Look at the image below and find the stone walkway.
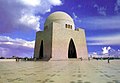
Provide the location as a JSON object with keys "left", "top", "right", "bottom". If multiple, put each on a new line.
{"left": 0, "top": 60, "right": 120, "bottom": 83}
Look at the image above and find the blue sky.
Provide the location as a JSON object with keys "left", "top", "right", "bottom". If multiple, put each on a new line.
{"left": 0, "top": 0, "right": 120, "bottom": 58}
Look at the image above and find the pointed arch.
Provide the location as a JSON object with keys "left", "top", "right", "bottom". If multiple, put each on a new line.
{"left": 68, "top": 38, "right": 77, "bottom": 58}
{"left": 39, "top": 40, "right": 43, "bottom": 59}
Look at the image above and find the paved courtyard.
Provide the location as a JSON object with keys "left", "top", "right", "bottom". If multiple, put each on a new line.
{"left": 0, "top": 60, "right": 120, "bottom": 83}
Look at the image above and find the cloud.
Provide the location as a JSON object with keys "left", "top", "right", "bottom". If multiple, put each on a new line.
{"left": 87, "top": 34, "right": 120, "bottom": 45}
{"left": 73, "top": 12, "right": 78, "bottom": 19}
{"left": 117, "top": 0, "right": 120, "bottom": 6}
{"left": 72, "top": 12, "right": 82, "bottom": 27}
{"left": 0, "top": 36, "right": 35, "bottom": 48}
{"left": 90, "top": 47, "right": 120, "bottom": 57}
{"left": 115, "top": 0, "right": 120, "bottom": 14}
{"left": 94, "top": 4, "right": 106, "bottom": 16}
{"left": 0, "top": 36, "right": 35, "bottom": 57}
{"left": 48, "top": 0, "right": 63, "bottom": 6}
{"left": 102, "top": 46, "right": 111, "bottom": 54}
{"left": 19, "top": 14, "right": 40, "bottom": 31}
{"left": 82, "top": 16, "right": 120, "bottom": 30}
{"left": 0, "top": 0, "right": 63, "bottom": 33}
{"left": 20, "top": 0, "right": 40, "bottom": 7}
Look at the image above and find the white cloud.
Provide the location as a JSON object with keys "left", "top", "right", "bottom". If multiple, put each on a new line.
{"left": 87, "top": 34, "right": 120, "bottom": 45}
{"left": 115, "top": 0, "right": 120, "bottom": 14}
{"left": 94, "top": 4, "right": 106, "bottom": 16}
{"left": 48, "top": 0, "right": 62, "bottom": 6}
{"left": 0, "top": 0, "right": 63, "bottom": 33}
{"left": 0, "top": 47, "right": 9, "bottom": 57}
{"left": 0, "top": 36, "right": 35, "bottom": 57}
{"left": 118, "top": 0, "right": 120, "bottom": 6}
{"left": 20, "top": 0, "right": 41, "bottom": 7}
{"left": 72, "top": 12, "right": 82, "bottom": 27}
{"left": 83, "top": 16, "right": 120, "bottom": 30}
{"left": 90, "top": 47, "right": 120, "bottom": 57}
{"left": 98, "top": 7, "right": 106, "bottom": 16}
{"left": 19, "top": 14, "right": 40, "bottom": 31}
{"left": 93, "top": 52, "right": 97, "bottom": 55}
{"left": 73, "top": 12, "right": 78, "bottom": 19}
{"left": 102, "top": 46, "right": 111, "bottom": 54}
{"left": 0, "top": 36, "right": 35, "bottom": 48}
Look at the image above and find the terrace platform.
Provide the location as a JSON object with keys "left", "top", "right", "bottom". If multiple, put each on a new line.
{"left": 0, "top": 60, "right": 120, "bottom": 83}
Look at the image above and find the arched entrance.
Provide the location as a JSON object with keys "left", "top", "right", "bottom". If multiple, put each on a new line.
{"left": 68, "top": 39, "right": 77, "bottom": 58}
{"left": 39, "top": 40, "right": 43, "bottom": 59}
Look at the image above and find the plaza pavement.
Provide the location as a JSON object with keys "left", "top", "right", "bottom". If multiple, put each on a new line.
{"left": 0, "top": 59, "right": 120, "bottom": 83}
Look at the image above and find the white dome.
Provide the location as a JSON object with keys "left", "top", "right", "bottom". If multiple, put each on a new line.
{"left": 44, "top": 11, "right": 75, "bottom": 29}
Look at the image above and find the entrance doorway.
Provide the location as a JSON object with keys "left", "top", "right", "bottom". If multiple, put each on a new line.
{"left": 68, "top": 39, "right": 77, "bottom": 58}
{"left": 39, "top": 40, "right": 43, "bottom": 59}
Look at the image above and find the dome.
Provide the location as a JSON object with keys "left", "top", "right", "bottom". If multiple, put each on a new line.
{"left": 44, "top": 11, "right": 75, "bottom": 29}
